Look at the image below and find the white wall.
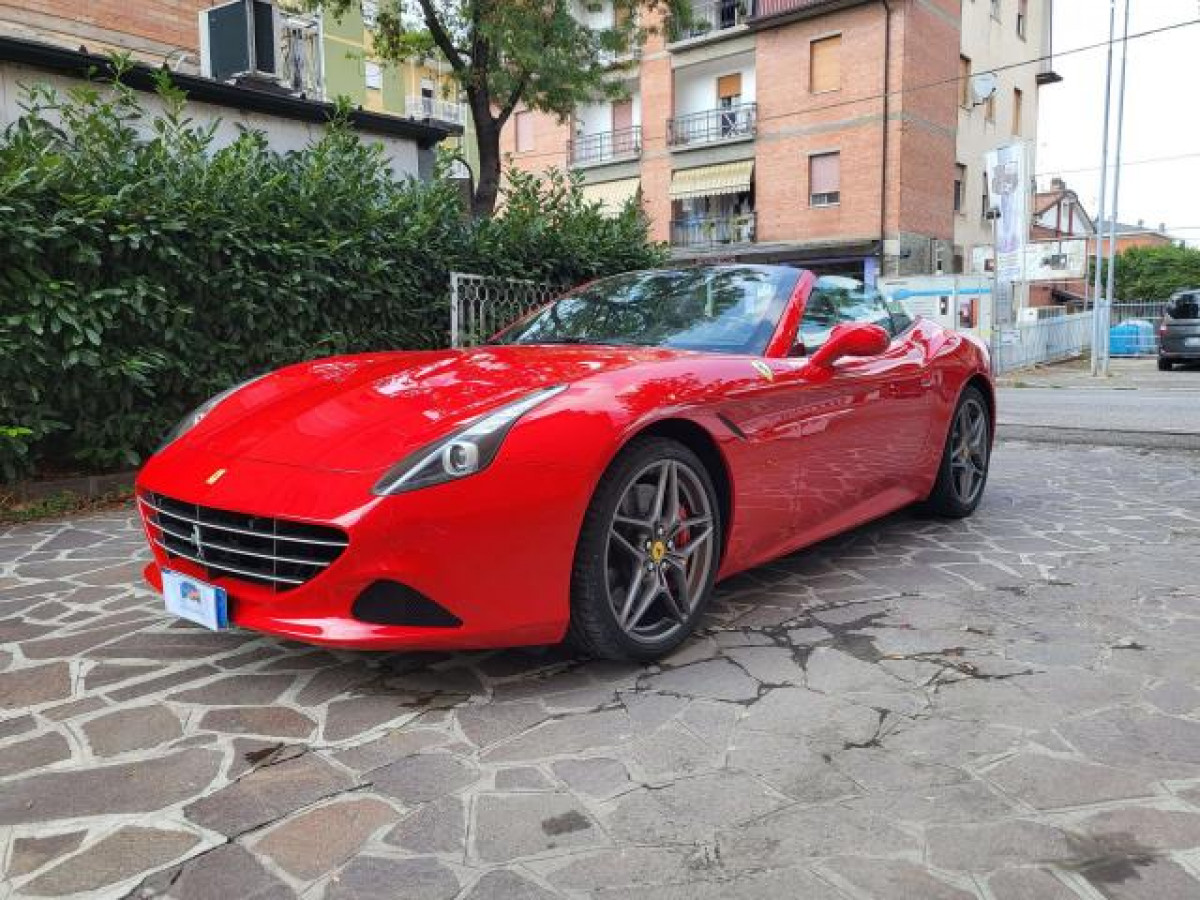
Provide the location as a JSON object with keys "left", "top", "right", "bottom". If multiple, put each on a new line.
{"left": 673, "top": 52, "right": 755, "bottom": 118}
{"left": 574, "top": 95, "right": 642, "bottom": 136}
{"left": 954, "top": 0, "right": 1049, "bottom": 265}
{"left": 0, "top": 62, "right": 422, "bottom": 179}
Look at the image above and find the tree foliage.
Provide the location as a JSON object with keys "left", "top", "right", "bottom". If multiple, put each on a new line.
{"left": 307, "top": 0, "right": 687, "bottom": 216}
{"left": 1105, "top": 244, "right": 1200, "bottom": 301}
{"left": 0, "top": 70, "right": 664, "bottom": 482}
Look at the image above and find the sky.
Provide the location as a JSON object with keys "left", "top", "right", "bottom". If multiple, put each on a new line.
{"left": 1036, "top": 0, "right": 1200, "bottom": 246}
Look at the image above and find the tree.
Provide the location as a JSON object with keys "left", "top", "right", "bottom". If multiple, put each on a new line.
{"left": 1101, "top": 244, "right": 1200, "bottom": 301}
{"left": 308, "top": 1, "right": 686, "bottom": 218}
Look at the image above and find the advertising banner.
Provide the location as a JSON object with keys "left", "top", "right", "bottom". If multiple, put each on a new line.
{"left": 984, "top": 142, "right": 1031, "bottom": 281}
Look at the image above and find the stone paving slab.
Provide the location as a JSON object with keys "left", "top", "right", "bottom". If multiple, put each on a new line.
{"left": 2, "top": 441, "right": 1200, "bottom": 898}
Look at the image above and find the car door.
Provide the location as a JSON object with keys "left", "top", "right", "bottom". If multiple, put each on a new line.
{"left": 790, "top": 278, "right": 936, "bottom": 526}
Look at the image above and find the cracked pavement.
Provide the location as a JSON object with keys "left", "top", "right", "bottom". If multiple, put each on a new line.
{"left": 3, "top": 440, "right": 1200, "bottom": 899}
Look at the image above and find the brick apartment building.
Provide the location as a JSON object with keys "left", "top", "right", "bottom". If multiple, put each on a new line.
{"left": 502, "top": 0, "right": 1053, "bottom": 284}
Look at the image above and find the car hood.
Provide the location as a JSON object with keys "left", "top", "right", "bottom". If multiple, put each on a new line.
{"left": 187, "top": 345, "right": 685, "bottom": 473}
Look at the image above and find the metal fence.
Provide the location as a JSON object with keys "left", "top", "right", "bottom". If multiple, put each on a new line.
{"left": 449, "top": 273, "right": 560, "bottom": 348}
{"left": 994, "top": 311, "right": 1093, "bottom": 374}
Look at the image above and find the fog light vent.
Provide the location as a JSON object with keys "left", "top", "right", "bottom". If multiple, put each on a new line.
{"left": 352, "top": 581, "right": 462, "bottom": 627}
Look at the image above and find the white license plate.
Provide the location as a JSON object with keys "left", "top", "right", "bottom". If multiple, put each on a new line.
{"left": 1186, "top": 337, "right": 1200, "bottom": 347}
{"left": 162, "top": 569, "right": 229, "bottom": 631}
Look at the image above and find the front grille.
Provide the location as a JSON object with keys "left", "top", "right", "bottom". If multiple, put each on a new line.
{"left": 139, "top": 491, "right": 348, "bottom": 590}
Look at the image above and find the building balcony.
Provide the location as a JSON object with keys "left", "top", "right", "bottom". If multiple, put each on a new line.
{"left": 567, "top": 126, "right": 642, "bottom": 167}
{"left": 668, "top": 103, "right": 757, "bottom": 149}
{"left": 751, "top": 0, "right": 826, "bottom": 20}
{"left": 668, "top": 0, "right": 752, "bottom": 44}
{"left": 405, "top": 96, "right": 469, "bottom": 126}
{"left": 670, "top": 212, "right": 757, "bottom": 249}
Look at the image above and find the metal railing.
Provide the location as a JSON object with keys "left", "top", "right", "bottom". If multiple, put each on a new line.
{"left": 668, "top": 103, "right": 757, "bottom": 147}
{"left": 405, "top": 96, "right": 469, "bottom": 126}
{"left": 670, "top": 212, "right": 757, "bottom": 249}
{"left": 668, "top": 0, "right": 752, "bottom": 41}
{"left": 994, "top": 311, "right": 1093, "bottom": 373}
{"left": 752, "top": 0, "right": 820, "bottom": 18}
{"left": 567, "top": 126, "right": 642, "bottom": 165}
{"left": 450, "top": 273, "right": 561, "bottom": 348}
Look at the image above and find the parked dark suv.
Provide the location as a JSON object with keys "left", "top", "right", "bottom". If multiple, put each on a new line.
{"left": 1158, "top": 290, "right": 1200, "bottom": 370}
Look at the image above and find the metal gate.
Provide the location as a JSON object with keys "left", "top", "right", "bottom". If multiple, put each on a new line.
{"left": 449, "top": 273, "right": 560, "bottom": 348}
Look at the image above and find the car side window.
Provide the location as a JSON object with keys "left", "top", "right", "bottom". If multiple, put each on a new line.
{"left": 885, "top": 296, "right": 914, "bottom": 334}
{"left": 799, "top": 276, "right": 894, "bottom": 353}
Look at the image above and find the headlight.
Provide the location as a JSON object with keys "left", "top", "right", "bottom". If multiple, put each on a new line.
{"left": 373, "top": 385, "right": 566, "bottom": 495}
{"left": 158, "top": 375, "right": 266, "bottom": 451}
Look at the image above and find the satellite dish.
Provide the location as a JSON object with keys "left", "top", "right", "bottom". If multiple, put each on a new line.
{"left": 970, "top": 72, "right": 998, "bottom": 105}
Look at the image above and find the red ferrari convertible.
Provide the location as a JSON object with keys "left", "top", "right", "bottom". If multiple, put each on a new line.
{"left": 137, "top": 266, "right": 993, "bottom": 660}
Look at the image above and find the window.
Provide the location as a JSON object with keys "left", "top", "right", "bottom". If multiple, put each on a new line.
{"left": 1017, "top": 0, "right": 1028, "bottom": 37}
{"left": 984, "top": 91, "right": 995, "bottom": 123}
{"left": 981, "top": 182, "right": 991, "bottom": 220}
{"left": 717, "top": 73, "right": 742, "bottom": 136}
{"left": 799, "top": 277, "right": 896, "bottom": 352}
{"left": 515, "top": 110, "right": 534, "bottom": 152}
{"left": 364, "top": 60, "right": 382, "bottom": 91}
{"left": 809, "top": 152, "right": 840, "bottom": 206}
{"left": 362, "top": 0, "right": 379, "bottom": 28}
{"left": 810, "top": 35, "right": 842, "bottom": 93}
{"left": 1012, "top": 87, "right": 1023, "bottom": 134}
{"left": 954, "top": 164, "right": 967, "bottom": 214}
{"left": 991, "top": 0, "right": 1001, "bottom": 20}
{"left": 959, "top": 55, "right": 972, "bottom": 108}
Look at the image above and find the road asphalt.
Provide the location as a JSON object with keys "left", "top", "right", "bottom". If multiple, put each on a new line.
{"left": 996, "top": 359, "right": 1200, "bottom": 450}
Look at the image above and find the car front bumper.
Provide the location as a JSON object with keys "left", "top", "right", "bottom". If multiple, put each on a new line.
{"left": 136, "top": 444, "right": 595, "bottom": 651}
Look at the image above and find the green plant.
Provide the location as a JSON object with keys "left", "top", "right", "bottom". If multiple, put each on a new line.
{"left": 0, "top": 67, "right": 664, "bottom": 482}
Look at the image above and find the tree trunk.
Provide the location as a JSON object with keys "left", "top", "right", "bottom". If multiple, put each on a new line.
{"left": 472, "top": 116, "right": 503, "bottom": 219}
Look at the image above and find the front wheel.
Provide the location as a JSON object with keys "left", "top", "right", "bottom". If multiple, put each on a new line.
{"left": 922, "top": 386, "right": 992, "bottom": 518}
{"left": 567, "top": 437, "right": 721, "bottom": 661}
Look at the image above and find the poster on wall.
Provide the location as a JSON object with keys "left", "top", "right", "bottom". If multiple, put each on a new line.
{"left": 984, "top": 142, "right": 1031, "bottom": 281}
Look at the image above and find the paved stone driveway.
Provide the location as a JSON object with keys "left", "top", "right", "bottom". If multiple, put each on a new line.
{"left": 3, "top": 441, "right": 1200, "bottom": 900}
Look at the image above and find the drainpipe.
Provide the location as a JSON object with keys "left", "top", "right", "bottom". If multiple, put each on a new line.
{"left": 878, "top": 0, "right": 892, "bottom": 279}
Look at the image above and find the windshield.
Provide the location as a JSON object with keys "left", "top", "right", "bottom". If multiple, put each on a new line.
{"left": 493, "top": 266, "right": 800, "bottom": 355}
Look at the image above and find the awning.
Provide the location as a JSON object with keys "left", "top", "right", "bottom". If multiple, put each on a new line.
{"left": 669, "top": 160, "right": 754, "bottom": 201}
{"left": 581, "top": 177, "right": 641, "bottom": 215}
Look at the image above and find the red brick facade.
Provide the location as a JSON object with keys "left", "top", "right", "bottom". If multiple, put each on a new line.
{"left": 0, "top": 1, "right": 208, "bottom": 67}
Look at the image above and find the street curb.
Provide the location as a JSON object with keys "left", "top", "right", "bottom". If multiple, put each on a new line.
{"left": 997, "top": 423, "right": 1200, "bottom": 451}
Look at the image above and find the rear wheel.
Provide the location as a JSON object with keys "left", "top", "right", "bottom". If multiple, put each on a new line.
{"left": 567, "top": 437, "right": 721, "bottom": 661}
{"left": 923, "top": 386, "right": 991, "bottom": 519}
{"left": 1158, "top": 358, "right": 1173, "bottom": 371}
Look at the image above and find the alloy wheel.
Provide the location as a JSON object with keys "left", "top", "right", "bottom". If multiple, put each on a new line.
{"left": 950, "top": 396, "right": 989, "bottom": 505}
{"left": 604, "top": 458, "right": 717, "bottom": 643}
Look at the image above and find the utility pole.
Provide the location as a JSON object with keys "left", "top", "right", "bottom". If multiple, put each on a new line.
{"left": 1100, "top": 0, "right": 1131, "bottom": 377}
{"left": 1090, "top": 0, "right": 1117, "bottom": 377}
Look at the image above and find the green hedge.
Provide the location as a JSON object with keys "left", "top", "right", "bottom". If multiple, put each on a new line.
{"left": 0, "top": 68, "right": 664, "bottom": 482}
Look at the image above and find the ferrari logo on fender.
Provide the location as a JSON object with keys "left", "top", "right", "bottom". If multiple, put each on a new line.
{"left": 751, "top": 361, "right": 774, "bottom": 382}
{"left": 206, "top": 468, "right": 227, "bottom": 486}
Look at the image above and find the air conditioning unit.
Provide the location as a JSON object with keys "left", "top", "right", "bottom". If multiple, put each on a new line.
{"left": 200, "top": 0, "right": 281, "bottom": 83}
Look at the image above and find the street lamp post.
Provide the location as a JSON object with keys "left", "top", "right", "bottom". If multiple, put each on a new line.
{"left": 1100, "top": 0, "right": 1131, "bottom": 377}
{"left": 1090, "top": 0, "right": 1118, "bottom": 377}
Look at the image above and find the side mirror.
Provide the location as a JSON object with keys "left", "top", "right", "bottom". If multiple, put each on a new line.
{"left": 807, "top": 322, "right": 890, "bottom": 370}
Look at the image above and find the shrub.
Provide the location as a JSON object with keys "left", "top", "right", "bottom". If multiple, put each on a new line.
{"left": 0, "top": 67, "right": 665, "bottom": 481}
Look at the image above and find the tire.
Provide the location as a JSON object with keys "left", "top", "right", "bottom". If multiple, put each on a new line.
{"left": 1158, "top": 358, "right": 1173, "bottom": 371}
{"left": 922, "top": 385, "right": 992, "bottom": 519}
{"left": 566, "top": 437, "right": 722, "bottom": 661}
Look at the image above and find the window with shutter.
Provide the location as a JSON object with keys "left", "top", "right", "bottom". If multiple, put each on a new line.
{"left": 717, "top": 73, "right": 743, "bottom": 102}
{"left": 515, "top": 111, "right": 534, "bottom": 152}
{"left": 959, "top": 55, "right": 972, "bottom": 108}
{"left": 810, "top": 36, "right": 841, "bottom": 93}
{"left": 1012, "top": 87, "right": 1023, "bottom": 134}
{"left": 809, "top": 152, "right": 840, "bottom": 206}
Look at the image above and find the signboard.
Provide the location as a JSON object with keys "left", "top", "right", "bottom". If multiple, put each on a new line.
{"left": 984, "top": 142, "right": 1031, "bottom": 281}
{"left": 970, "top": 239, "right": 1088, "bottom": 281}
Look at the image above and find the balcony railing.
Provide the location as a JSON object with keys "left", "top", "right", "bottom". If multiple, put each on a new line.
{"left": 405, "top": 96, "right": 469, "bottom": 126}
{"left": 567, "top": 126, "right": 642, "bottom": 165}
{"left": 668, "top": 0, "right": 752, "bottom": 42}
{"left": 752, "top": 0, "right": 823, "bottom": 18}
{"left": 670, "top": 212, "right": 757, "bottom": 248}
{"left": 668, "top": 103, "right": 757, "bottom": 147}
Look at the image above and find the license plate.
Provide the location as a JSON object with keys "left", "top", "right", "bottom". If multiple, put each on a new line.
{"left": 162, "top": 570, "right": 229, "bottom": 631}
{"left": 1186, "top": 337, "right": 1200, "bottom": 347}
